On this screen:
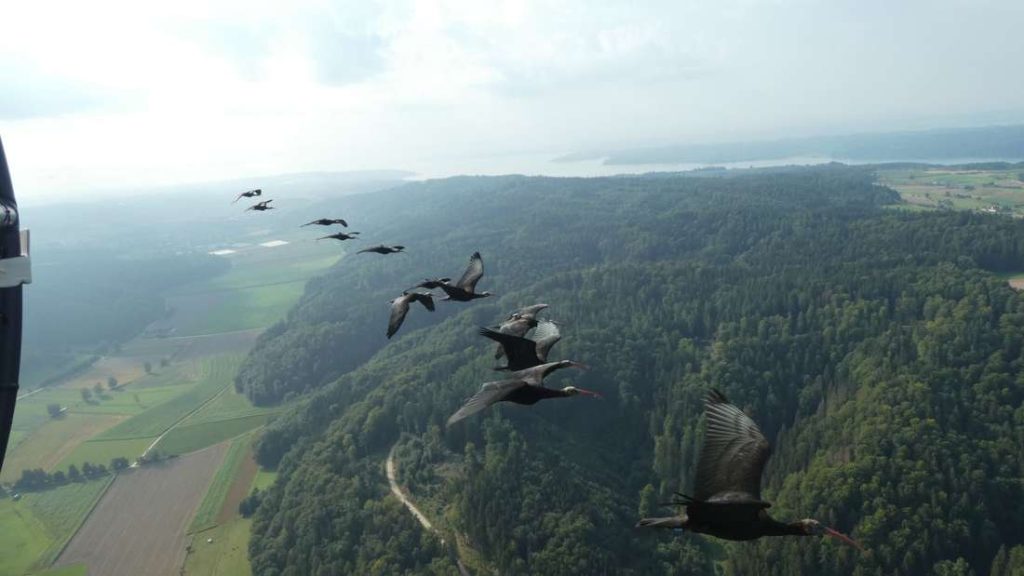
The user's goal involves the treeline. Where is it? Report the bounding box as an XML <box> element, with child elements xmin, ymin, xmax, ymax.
<box><xmin>12</xmin><ymin>457</ymin><xmax>130</xmax><ymax>491</ymax></box>
<box><xmin>242</xmin><ymin>167</ymin><xmax>1024</xmax><ymax>575</ymax></box>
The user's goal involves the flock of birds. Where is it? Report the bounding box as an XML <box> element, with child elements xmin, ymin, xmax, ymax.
<box><xmin>232</xmin><ymin>188</ymin><xmax>864</xmax><ymax>552</ymax></box>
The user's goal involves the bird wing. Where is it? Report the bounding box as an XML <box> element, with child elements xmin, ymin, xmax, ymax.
<box><xmin>532</xmin><ymin>321</ymin><xmax>562</xmax><ymax>361</ymax></box>
<box><xmin>499</xmin><ymin>318</ymin><xmax>533</xmax><ymax>337</ymax></box>
<box><xmin>387</xmin><ymin>296</ymin><xmax>412</xmax><ymax>339</ymax></box>
<box><xmin>515</xmin><ymin>304</ymin><xmax>549</xmax><ymax>320</ymax></box>
<box><xmin>693</xmin><ymin>389</ymin><xmax>772</xmax><ymax>502</ymax></box>
<box><xmin>338</xmin><ymin>219</ymin><xmax>348</xmax><ymax>227</ymax></box>
<box><xmin>494</xmin><ymin>318</ymin><xmax>531</xmax><ymax>358</ymax></box>
<box><xmin>232</xmin><ymin>192</ymin><xmax>245</xmax><ymax>203</ymax></box>
<box><xmin>411</xmin><ymin>292</ymin><xmax>435</xmax><ymax>311</ymax></box>
<box><xmin>357</xmin><ymin>245</ymin><xmax>380</xmax><ymax>254</ymax></box>
<box><xmin>479</xmin><ymin>327</ymin><xmax>540</xmax><ymax>368</ymax></box>
<box><xmin>447</xmin><ymin>379</ymin><xmax>525</xmax><ymax>425</ymax></box>
<box><xmin>456</xmin><ymin>252</ymin><xmax>485</xmax><ymax>292</ymax></box>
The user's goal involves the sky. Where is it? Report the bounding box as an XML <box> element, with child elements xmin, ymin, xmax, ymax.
<box><xmin>2</xmin><ymin>0</ymin><xmax>1023</xmax><ymax>203</ymax></box>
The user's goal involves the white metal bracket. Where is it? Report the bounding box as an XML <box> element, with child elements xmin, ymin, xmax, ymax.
<box><xmin>0</xmin><ymin>229</ymin><xmax>31</xmax><ymax>288</ymax></box>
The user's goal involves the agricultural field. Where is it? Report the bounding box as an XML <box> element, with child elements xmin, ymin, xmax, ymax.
<box><xmin>0</xmin><ymin>497</ymin><xmax>51</xmax><ymax>576</ymax></box>
<box><xmin>96</xmin><ymin>355</ymin><xmax>240</xmax><ymax>441</ymax></box>
<box><xmin>155</xmin><ymin>414</ymin><xmax>271</xmax><ymax>456</ymax></box>
<box><xmin>184</xmin><ymin>435</ymin><xmax>261</xmax><ymax>576</ymax></box>
<box><xmin>160</xmin><ymin>241</ymin><xmax>339</xmax><ymax>337</ymax></box>
<box><xmin>879</xmin><ymin>166</ymin><xmax>1024</xmax><ymax>214</ymax></box>
<box><xmin>189</xmin><ymin>434</ymin><xmax>255</xmax><ymax>533</ymax></box>
<box><xmin>56</xmin><ymin>438</ymin><xmax>154</xmax><ymax>473</ymax></box>
<box><xmin>54</xmin><ymin>444</ymin><xmax>228</xmax><ymax>576</ymax></box>
<box><xmin>0</xmin><ymin>414</ymin><xmax>125</xmax><ymax>483</ymax></box>
<box><xmin>250</xmin><ymin>469</ymin><xmax>278</xmax><ymax>492</ymax></box>
<box><xmin>184</xmin><ymin>518</ymin><xmax>254</xmax><ymax>576</ymax></box>
<box><xmin>5</xmin><ymin>213</ymin><xmax>343</xmax><ymax>574</ymax></box>
<box><xmin>34</xmin><ymin>564</ymin><xmax>88</xmax><ymax>576</ymax></box>
<box><xmin>0</xmin><ymin>477</ymin><xmax>112</xmax><ymax>575</ymax></box>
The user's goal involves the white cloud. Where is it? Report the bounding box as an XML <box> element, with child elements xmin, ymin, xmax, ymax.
<box><xmin>1</xmin><ymin>0</ymin><xmax>1023</xmax><ymax>202</ymax></box>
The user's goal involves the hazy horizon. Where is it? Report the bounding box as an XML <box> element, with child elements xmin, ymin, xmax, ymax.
<box><xmin>3</xmin><ymin>0</ymin><xmax>1024</xmax><ymax>204</ymax></box>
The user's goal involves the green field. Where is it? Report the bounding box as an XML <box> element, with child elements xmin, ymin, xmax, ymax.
<box><xmin>0</xmin><ymin>477</ymin><xmax>112</xmax><ymax>574</ymax></box>
<box><xmin>184</xmin><ymin>385</ymin><xmax>276</xmax><ymax>425</ymax></box>
<box><xmin>1</xmin><ymin>414</ymin><xmax>125</xmax><ymax>483</ymax></box>
<box><xmin>250</xmin><ymin>469</ymin><xmax>278</xmax><ymax>492</ymax></box>
<box><xmin>32</xmin><ymin>563</ymin><xmax>88</xmax><ymax>576</ymax></box>
<box><xmin>25</xmin><ymin>477</ymin><xmax>114</xmax><ymax>566</ymax></box>
<box><xmin>879</xmin><ymin>166</ymin><xmax>1024</xmax><ymax>214</ymax></box>
<box><xmin>57</xmin><ymin>438</ymin><xmax>155</xmax><ymax>472</ymax></box>
<box><xmin>189</xmin><ymin>434</ymin><xmax>254</xmax><ymax>534</ymax></box>
<box><xmin>0</xmin><ymin>498</ymin><xmax>51</xmax><ymax>576</ymax></box>
<box><xmin>6</xmin><ymin>372</ymin><xmax>191</xmax><ymax>480</ymax></box>
<box><xmin>156</xmin><ymin>414</ymin><xmax>271</xmax><ymax>456</ymax></box>
<box><xmin>97</xmin><ymin>356</ymin><xmax>240</xmax><ymax>441</ymax></box>
<box><xmin>169</xmin><ymin>245</ymin><xmax>338</xmax><ymax>336</ymax></box>
<box><xmin>190</xmin><ymin>281</ymin><xmax>310</xmax><ymax>335</ymax></box>
<box><xmin>185</xmin><ymin>518</ymin><xmax>254</xmax><ymax>576</ymax></box>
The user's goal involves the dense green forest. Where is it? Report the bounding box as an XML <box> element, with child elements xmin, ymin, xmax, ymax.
<box><xmin>239</xmin><ymin>166</ymin><xmax>1024</xmax><ymax>575</ymax></box>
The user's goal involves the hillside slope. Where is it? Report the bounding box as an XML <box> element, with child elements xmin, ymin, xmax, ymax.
<box><xmin>241</xmin><ymin>167</ymin><xmax>1024</xmax><ymax>575</ymax></box>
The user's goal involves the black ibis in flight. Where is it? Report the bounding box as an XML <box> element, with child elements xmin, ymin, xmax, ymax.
<box><xmin>317</xmin><ymin>231</ymin><xmax>360</xmax><ymax>242</ymax></box>
<box><xmin>407</xmin><ymin>277</ymin><xmax>452</xmax><ymax>291</ymax></box>
<box><xmin>232</xmin><ymin>188</ymin><xmax>262</xmax><ymax>203</ymax></box>
<box><xmin>246</xmin><ymin>199</ymin><xmax>274</xmax><ymax>212</ymax></box>
<box><xmin>387</xmin><ymin>292</ymin><xmax>435</xmax><ymax>339</ymax></box>
<box><xmin>446</xmin><ymin>360</ymin><xmax>599</xmax><ymax>425</ymax></box>
<box><xmin>636</xmin><ymin>389</ymin><xmax>863</xmax><ymax>551</ymax></box>
<box><xmin>480</xmin><ymin>319</ymin><xmax>561</xmax><ymax>371</ymax></box>
<box><xmin>357</xmin><ymin>244</ymin><xmax>405</xmax><ymax>255</ymax></box>
<box><xmin>437</xmin><ymin>252</ymin><xmax>492</xmax><ymax>301</ymax></box>
<box><xmin>302</xmin><ymin>218</ymin><xmax>348</xmax><ymax>227</ymax></box>
<box><xmin>491</xmin><ymin>305</ymin><xmax>548</xmax><ymax>359</ymax></box>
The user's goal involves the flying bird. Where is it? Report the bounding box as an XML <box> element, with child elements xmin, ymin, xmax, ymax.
<box><xmin>357</xmin><ymin>244</ymin><xmax>405</xmax><ymax>255</ymax></box>
<box><xmin>491</xmin><ymin>308</ymin><xmax>546</xmax><ymax>359</ymax></box>
<box><xmin>232</xmin><ymin>188</ymin><xmax>262</xmax><ymax>203</ymax></box>
<box><xmin>407</xmin><ymin>277</ymin><xmax>452</xmax><ymax>291</ymax></box>
<box><xmin>446</xmin><ymin>360</ymin><xmax>598</xmax><ymax>425</ymax></box>
<box><xmin>317</xmin><ymin>232</ymin><xmax>360</xmax><ymax>242</ymax></box>
<box><xmin>636</xmin><ymin>389</ymin><xmax>863</xmax><ymax>551</ymax></box>
<box><xmin>302</xmin><ymin>218</ymin><xmax>348</xmax><ymax>227</ymax></box>
<box><xmin>437</xmin><ymin>252</ymin><xmax>492</xmax><ymax>301</ymax></box>
<box><xmin>480</xmin><ymin>320</ymin><xmax>561</xmax><ymax>371</ymax></box>
<box><xmin>246</xmin><ymin>199</ymin><xmax>274</xmax><ymax>212</ymax></box>
<box><xmin>387</xmin><ymin>292</ymin><xmax>435</xmax><ymax>339</ymax></box>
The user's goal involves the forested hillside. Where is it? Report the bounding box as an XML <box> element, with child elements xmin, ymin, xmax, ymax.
<box><xmin>240</xmin><ymin>167</ymin><xmax>1024</xmax><ymax>575</ymax></box>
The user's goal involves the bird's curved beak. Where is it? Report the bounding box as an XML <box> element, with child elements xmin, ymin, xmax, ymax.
<box><xmin>824</xmin><ymin>527</ymin><xmax>864</xmax><ymax>551</ymax></box>
<box><xmin>576</xmin><ymin>387</ymin><xmax>603</xmax><ymax>399</ymax></box>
